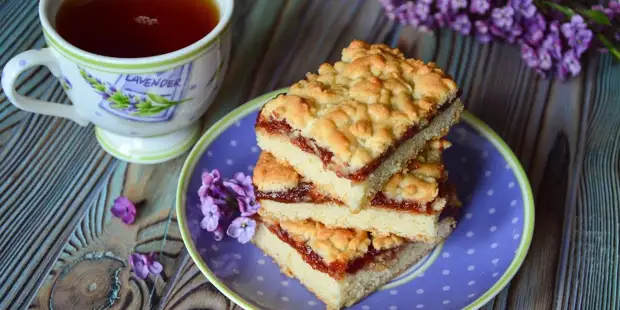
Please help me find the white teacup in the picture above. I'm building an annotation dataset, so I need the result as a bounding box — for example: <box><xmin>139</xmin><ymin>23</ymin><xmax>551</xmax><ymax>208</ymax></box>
<box><xmin>1</xmin><ymin>0</ymin><xmax>233</xmax><ymax>164</ymax></box>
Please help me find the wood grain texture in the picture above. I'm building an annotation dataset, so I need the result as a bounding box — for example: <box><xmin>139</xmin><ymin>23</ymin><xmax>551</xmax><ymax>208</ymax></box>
<box><xmin>0</xmin><ymin>0</ymin><xmax>618</xmax><ymax>309</ymax></box>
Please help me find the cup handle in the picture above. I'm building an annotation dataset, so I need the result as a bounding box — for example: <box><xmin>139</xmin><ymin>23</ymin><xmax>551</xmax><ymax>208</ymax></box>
<box><xmin>1</xmin><ymin>48</ymin><xmax>89</xmax><ymax>126</ymax></box>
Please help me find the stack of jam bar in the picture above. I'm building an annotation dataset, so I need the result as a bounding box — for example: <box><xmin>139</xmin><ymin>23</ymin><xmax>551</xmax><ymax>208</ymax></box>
<box><xmin>251</xmin><ymin>40</ymin><xmax>464</xmax><ymax>310</ymax></box>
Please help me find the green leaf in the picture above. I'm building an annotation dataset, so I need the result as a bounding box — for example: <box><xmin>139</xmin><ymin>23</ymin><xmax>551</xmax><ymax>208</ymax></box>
<box><xmin>597</xmin><ymin>34</ymin><xmax>620</xmax><ymax>60</ymax></box>
<box><xmin>95</xmin><ymin>84</ymin><xmax>106</xmax><ymax>92</ymax></box>
<box><xmin>170</xmin><ymin>97</ymin><xmax>193</xmax><ymax>105</ymax></box>
<box><xmin>544</xmin><ymin>1</ymin><xmax>574</xmax><ymax>17</ymax></box>
<box><xmin>136</xmin><ymin>101</ymin><xmax>151</xmax><ymax>109</ymax></box>
<box><xmin>146</xmin><ymin>93</ymin><xmax>168</xmax><ymax>104</ymax></box>
<box><xmin>577</xmin><ymin>8</ymin><xmax>611</xmax><ymax>26</ymax></box>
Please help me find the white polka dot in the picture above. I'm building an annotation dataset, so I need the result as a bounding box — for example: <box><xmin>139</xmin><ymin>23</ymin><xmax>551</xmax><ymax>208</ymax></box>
<box><xmin>207</xmin><ymin>151</ymin><xmax>213</xmax><ymax>157</ymax></box>
<box><xmin>487</xmin><ymin>189</ymin><xmax>494</xmax><ymax>196</ymax></box>
<box><xmin>467</xmin><ymin>249</ymin><xmax>475</xmax><ymax>255</ymax></box>
<box><xmin>490</xmin><ymin>226</ymin><xmax>497</xmax><ymax>232</ymax></box>
<box><xmin>492</xmin><ymin>272</ymin><xmax>499</xmax><ymax>277</ymax></box>
<box><xmin>418</xmin><ymin>272</ymin><xmax>425</xmax><ymax>278</ymax></box>
<box><xmin>482</xmin><ymin>150</ymin><xmax>489</xmax><ymax>158</ymax></box>
<box><xmin>211</xmin><ymin>245</ymin><xmax>219</xmax><ymax>251</ymax></box>
<box><xmin>484</xmin><ymin>170</ymin><xmax>491</xmax><ymax>177</ymax></box>
<box><xmin>308</xmin><ymin>301</ymin><xmax>317</xmax><ymax>306</ymax></box>
<box><xmin>416</xmin><ymin>305</ymin><xmax>424</xmax><ymax>309</ymax></box>
<box><xmin>505</xmin><ymin>163</ymin><xmax>511</xmax><ymax>169</ymax></box>
<box><xmin>389</xmin><ymin>306</ymin><xmax>397</xmax><ymax>310</ymax></box>
<box><xmin>251</xmin><ymin>146</ymin><xmax>258</xmax><ymax>153</ymax></box>
<box><xmin>442</xmin><ymin>286</ymin><xmax>450</xmax><ymax>291</ymax></box>
<box><xmin>508</xmin><ymin>181</ymin><xmax>515</xmax><ymax>188</ymax></box>
<box><xmin>468</xmin><ymin>293</ymin><xmax>476</xmax><ymax>298</ymax></box>
<box><xmin>512</xmin><ymin>217</ymin><xmax>519</xmax><ymax>224</ymax></box>
<box><xmin>416</xmin><ymin>288</ymin><xmax>424</xmax><ymax>294</ymax></box>
<box><xmin>442</xmin><ymin>269</ymin><xmax>450</xmax><ymax>275</ymax></box>
<box><xmin>513</xmin><ymin>233</ymin><xmax>520</xmax><ymax>240</ymax></box>
<box><xmin>226</xmin><ymin>159</ymin><xmax>234</xmax><ymax>165</ymax></box>
<box><xmin>489</xmin><ymin>208</ymin><xmax>496</xmax><ymax>214</ymax></box>
<box><xmin>230</xmin><ymin>140</ymin><xmax>237</xmax><ymax>146</ymax></box>
<box><xmin>460</xmin><ymin>156</ymin><xmax>468</xmax><ymax>163</ymax></box>
<box><xmin>389</xmin><ymin>290</ymin><xmax>398</xmax><ymax>295</ymax></box>
<box><xmin>510</xmin><ymin>200</ymin><xmax>517</xmax><ymax>206</ymax></box>
<box><xmin>462</xmin><ymin>175</ymin><xmax>470</xmax><ymax>182</ymax></box>
<box><xmin>257</xmin><ymin>276</ymin><xmax>264</xmax><ymax>281</ymax></box>
<box><xmin>257</xmin><ymin>290</ymin><xmax>264</xmax><ymax>296</ymax></box>
<box><xmin>233</xmin><ymin>253</ymin><xmax>241</xmax><ymax>259</ymax></box>
<box><xmin>467</xmin><ymin>265</ymin><xmax>475</xmax><ymax>271</ymax></box>
<box><xmin>491</xmin><ymin>243</ymin><xmax>498</xmax><ymax>248</ymax></box>
<box><xmin>465</xmin><ymin>213</ymin><xmax>473</xmax><ymax>220</ymax></box>
<box><xmin>492</xmin><ymin>258</ymin><xmax>499</xmax><ymax>264</ymax></box>
<box><xmin>442</xmin><ymin>252</ymin><xmax>450</xmax><ymax>258</ymax></box>
<box><xmin>281</xmin><ymin>280</ymin><xmax>289</xmax><ymax>286</ymax></box>
<box><xmin>442</xmin><ymin>300</ymin><xmax>451</xmax><ymax>305</ymax></box>
<box><xmin>247</xmin><ymin>165</ymin><xmax>254</xmax><ymax>171</ymax></box>
<box><xmin>257</xmin><ymin>258</ymin><xmax>265</xmax><ymax>264</ymax></box>
<box><xmin>468</xmin><ymin>280</ymin><xmax>475</xmax><ymax>286</ymax></box>
<box><xmin>281</xmin><ymin>296</ymin><xmax>289</xmax><ymax>302</ymax></box>
<box><xmin>361</xmin><ymin>306</ymin><xmax>369</xmax><ymax>310</ymax></box>
<box><xmin>466</xmin><ymin>231</ymin><xmax>474</xmax><ymax>237</ymax></box>
<box><xmin>234</xmin><ymin>121</ymin><xmax>241</xmax><ymax>127</ymax></box>
<box><xmin>232</xmin><ymin>268</ymin><xmax>239</xmax><ymax>274</ymax></box>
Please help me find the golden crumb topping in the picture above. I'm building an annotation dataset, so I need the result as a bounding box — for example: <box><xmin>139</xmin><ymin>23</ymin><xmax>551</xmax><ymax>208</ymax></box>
<box><xmin>259</xmin><ymin>40</ymin><xmax>459</xmax><ymax>173</ymax></box>
<box><xmin>371</xmin><ymin>232</ymin><xmax>406</xmax><ymax>251</ymax></box>
<box><xmin>253</xmin><ymin>152</ymin><xmax>300</xmax><ymax>192</ymax></box>
<box><xmin>253</xmin><ymin>139</ymin><xmax>450</xmax><ymax>204</ymax></box>
<box><xmin>381</xmin><ymin>139</ymin><xmax>450</xmax><ymax>203</ymax></box>
<box><xmin>278</xmin><ymin>219</ymin><xmax>404</xmax><ymax>264</ymax></box>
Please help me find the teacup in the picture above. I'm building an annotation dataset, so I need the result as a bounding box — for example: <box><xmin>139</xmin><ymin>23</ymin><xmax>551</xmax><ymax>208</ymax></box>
<box><xmin>1</xmin><ymin>0</ymin><xmax>233</xmax><ymax>164</ymax></box>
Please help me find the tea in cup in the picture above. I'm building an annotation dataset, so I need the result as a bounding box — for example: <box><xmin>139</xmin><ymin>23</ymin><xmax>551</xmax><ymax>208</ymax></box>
<box><xmin>2</xmin><ymin>0</ymin><xmax>233</xmax><ymax>164</ymax></box>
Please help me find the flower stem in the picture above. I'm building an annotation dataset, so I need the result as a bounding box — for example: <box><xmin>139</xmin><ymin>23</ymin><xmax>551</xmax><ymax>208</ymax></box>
<box><xmin>597</xmin><ymin>34</ymin><xmax>620</xmax><ymax>60</ymax></box>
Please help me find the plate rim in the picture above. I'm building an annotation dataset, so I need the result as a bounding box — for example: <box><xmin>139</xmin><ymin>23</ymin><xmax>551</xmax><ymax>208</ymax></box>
<box><xmin>176</xmin><ymin>89</ymin><xmax>535</xmax><ymax>310</ymax></box>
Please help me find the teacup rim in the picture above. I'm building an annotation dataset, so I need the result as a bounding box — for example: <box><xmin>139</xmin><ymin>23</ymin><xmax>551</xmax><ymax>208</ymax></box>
<box><xmin>39</xmin><ymin>0</ymin><xmax>233</xmax><ymax>69</ymax></box>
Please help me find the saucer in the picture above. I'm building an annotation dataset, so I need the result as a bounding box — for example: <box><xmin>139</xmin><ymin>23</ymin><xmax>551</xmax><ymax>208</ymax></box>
<box><xmin>176</xmin><ymin>89</ymin><xmax>534</xmax><ymax>309</ymax></box>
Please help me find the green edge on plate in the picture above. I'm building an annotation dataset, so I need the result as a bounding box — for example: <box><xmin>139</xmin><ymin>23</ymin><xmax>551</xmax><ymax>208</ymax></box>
<box><xmin>176</xmin><ymin>89</ymin><xmax>535</xmax><ymax>310</ymax></box>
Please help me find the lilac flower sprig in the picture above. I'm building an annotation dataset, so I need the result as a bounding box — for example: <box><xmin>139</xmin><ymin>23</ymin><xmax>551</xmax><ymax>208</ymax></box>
<box><xmin>379</xmin><ymin>0</ymin><xmax>620</xmax><ymax>80</ymax></box>
<box><xmin>129</xmin><ymin>252</ymin><xmax>163</xmax><ymax>279</ymax></box>
<box><xmin>198</xmin><ymin>169</ymin><xmax>259</xmax><ymax>244</ymax></box>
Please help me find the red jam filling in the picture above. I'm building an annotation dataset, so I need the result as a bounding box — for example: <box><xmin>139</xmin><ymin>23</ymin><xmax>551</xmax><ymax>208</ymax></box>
<box><xmin>255</xmin><ymin>101</ymin><xmax>450</xmax><ymax>182</ymax></box>
<box><xmin>266</xmin><ymin>223</ymin><xmax>401</xmax><ymax>280</ymax></box>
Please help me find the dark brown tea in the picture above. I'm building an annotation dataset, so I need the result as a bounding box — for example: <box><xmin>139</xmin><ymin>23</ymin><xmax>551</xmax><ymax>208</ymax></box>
<box><xmin>56</xmin><ymin>0</ymin><xmax>219</xmax><ymax>58</ymax></box>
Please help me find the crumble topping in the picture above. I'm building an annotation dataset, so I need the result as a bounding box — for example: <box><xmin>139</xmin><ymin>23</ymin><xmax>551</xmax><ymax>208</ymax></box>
<box><xmin>277</xmin><ymin>219</ymin><xmax>404</xmax><ymax>264</ymax></box>
<box><xmin>258</xmin><ymin>40</ymin><xmax>459</xmax><ymax>173</ymax></box>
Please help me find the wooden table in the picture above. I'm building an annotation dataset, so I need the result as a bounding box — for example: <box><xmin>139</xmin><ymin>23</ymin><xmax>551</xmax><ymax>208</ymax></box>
<box><xmin>1</xmin><ymin>0</ymin><xmax>618</xmax><ymax>309</ymax></box>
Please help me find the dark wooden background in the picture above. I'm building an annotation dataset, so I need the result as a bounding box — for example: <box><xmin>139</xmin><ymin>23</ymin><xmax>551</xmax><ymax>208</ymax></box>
<box><xmin>0</xmin><ymin>0</ymin><xmax>618</xmax><ymax>309</ymax></box>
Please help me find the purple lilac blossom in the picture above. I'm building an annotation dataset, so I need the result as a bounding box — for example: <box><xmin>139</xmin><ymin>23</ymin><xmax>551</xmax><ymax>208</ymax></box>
<box><xmin>510</xmin><ymin>0</ymin><xmax>536</xmax><ymax>18</ymax></box>
<box><xmin>524</xmin><ymin>13</ymin><xmax>546</xmax><ymax>45</ymax></box>
<box><xmin>111</xmin><ymin>196</ymin><xmax>136</xmax><ymax>224</ymax></box>
<box><xmin>200</xmin><ymin>196</ymin><xmax>221</xmax><ymax>232</ymax></box>
<box><xmin>451</xmin><ymin>0</ymin><xmax>467</xmax><ymax>11</ymax></box>
<box><xmin>223</xmin><ymin>172</ymin><xmax>255</xmax><ymax>198</ymax></box>
<box><xmin>226</xmin><ymin>217</ymin><xmax>257</xmax><ymax>244</ymax></box>
<box><xmin>129</xmin><ymin>253</ymin><xmax>163</xmax><ymax>279</ymax></box>
<box><xmin>558</xmin><ymin>50</ymin><xmax>581</xmax><ymax>79</ymax></box>
<box><xmin>470</xmin><ymin>0</ymin><xmax>490</xmax><ymax>15</ymax></box>
<box><xmin>474</xmin><ymin>20</ymin><xmax>492</xmax><ymax>43</ymax></box>
<box><xmin>491</xmin><ymin>6</ymin><xmax>515</xmax><ymax>29</ymax></box>
<box><xmin>521</xmin><ymin>44</ymin><xmax>539</xmax><ymax>68</ymax></box>
<box><xmin>561</xmin><ymin>16</ymin><xmax>592</xmax><ymax>56</ymax></box>
<box><xmin>452</xmin><ymin>14</ymin><xmax>472</xmax><ymax>35</ymax></box>
<box><xmin>237</xmin><ymin>196</ymin><xmax>260</xmax><ymax>216</ymax></box>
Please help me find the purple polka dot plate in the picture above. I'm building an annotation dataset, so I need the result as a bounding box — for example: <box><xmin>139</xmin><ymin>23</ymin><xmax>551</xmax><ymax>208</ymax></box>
<box><xmin>176</xmin><ymin>89</ymin><xmax>534</xmax><ymax>310</ymax></box>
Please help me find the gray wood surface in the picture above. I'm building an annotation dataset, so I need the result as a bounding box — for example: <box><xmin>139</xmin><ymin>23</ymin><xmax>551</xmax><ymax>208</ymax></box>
<box><xmin>0</xmin><ymin>0</ymin><xmax>618</xmax><ymax>309</ymax></box>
